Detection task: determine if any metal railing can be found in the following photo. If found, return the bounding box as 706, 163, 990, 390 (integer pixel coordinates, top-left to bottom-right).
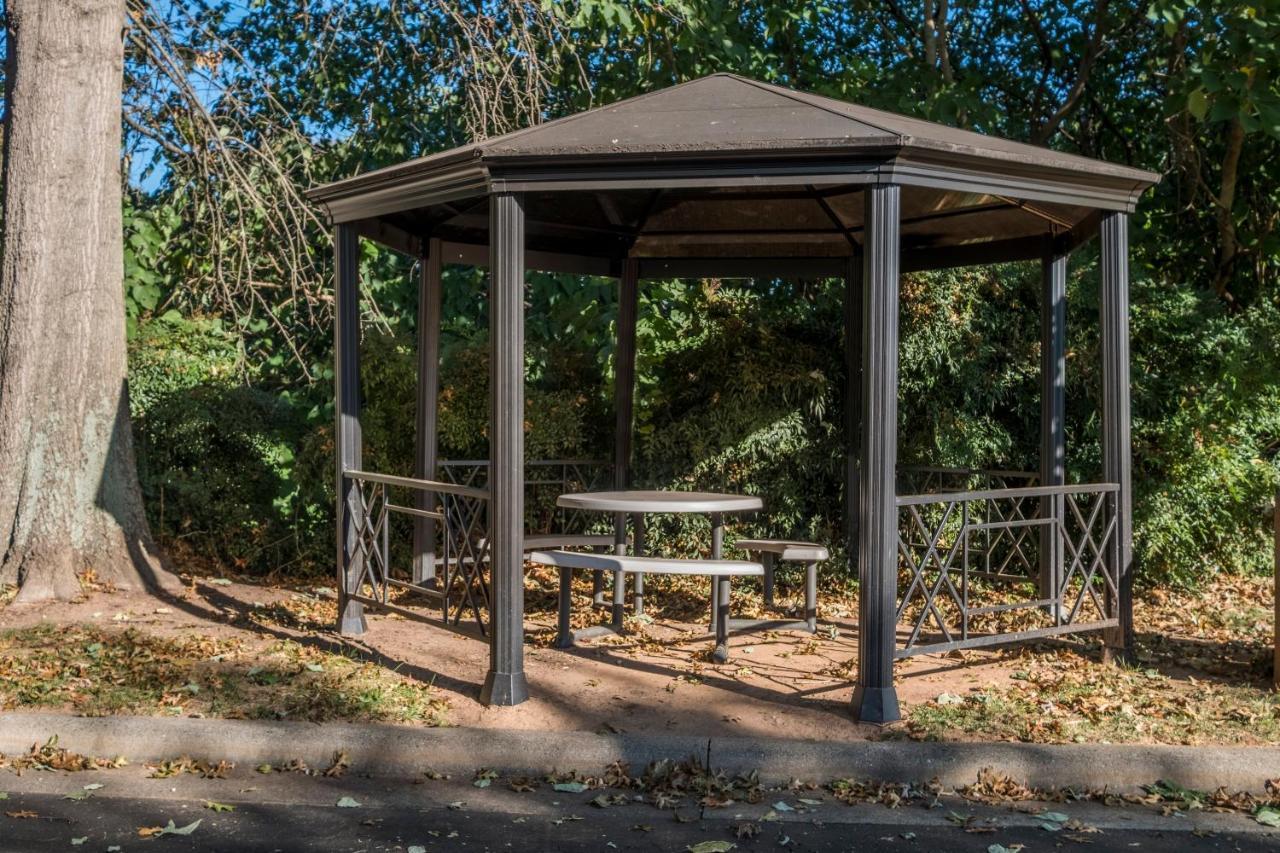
894, 482, 1120, 658
897, 466, 1041, 583
438, 459, 614, 536
344, 469, 491, 630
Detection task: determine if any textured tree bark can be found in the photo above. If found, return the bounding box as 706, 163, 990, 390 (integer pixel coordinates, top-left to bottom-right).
0, 0, 166, 602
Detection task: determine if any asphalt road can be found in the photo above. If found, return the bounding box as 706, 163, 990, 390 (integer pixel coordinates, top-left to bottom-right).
0, 766, 1275, 852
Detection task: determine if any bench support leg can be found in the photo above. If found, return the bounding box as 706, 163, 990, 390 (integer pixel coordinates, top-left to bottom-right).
805, 561, 818, 633
713, 576, 731, 663
633, 571, 644, 619
591, 569, 605, 609
709, 577, 720, 634
554, 566, 575, 649
611, 568, 626, 632
762, 552, 775, 607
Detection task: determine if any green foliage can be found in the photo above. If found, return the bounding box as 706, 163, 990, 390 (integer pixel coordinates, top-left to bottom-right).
129, 316, 328, 573
113, 1, 1280, 588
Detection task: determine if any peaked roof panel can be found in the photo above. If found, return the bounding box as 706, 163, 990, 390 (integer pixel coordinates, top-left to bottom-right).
308, 73, 1159, 223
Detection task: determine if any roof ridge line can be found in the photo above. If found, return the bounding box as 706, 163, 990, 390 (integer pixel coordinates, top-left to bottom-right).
729, 76, 907, 142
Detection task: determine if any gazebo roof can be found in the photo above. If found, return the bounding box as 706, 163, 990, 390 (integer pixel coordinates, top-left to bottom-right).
308, 74, 1159, 275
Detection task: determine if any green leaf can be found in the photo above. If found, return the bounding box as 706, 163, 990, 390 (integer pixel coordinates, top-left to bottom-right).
205, 801, 235, 812
553, 782, 588, 793
1255, 806, 1280, 827
1187, 88, 1209, 120
158, 819, 202, 837
336, 797, 361, 808
70, 838, 88, 846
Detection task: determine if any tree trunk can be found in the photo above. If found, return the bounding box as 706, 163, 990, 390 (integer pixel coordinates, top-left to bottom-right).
0, 0, 166, 602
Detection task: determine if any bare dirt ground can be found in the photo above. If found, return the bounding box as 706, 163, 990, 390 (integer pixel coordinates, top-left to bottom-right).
2, 567, 1276, 745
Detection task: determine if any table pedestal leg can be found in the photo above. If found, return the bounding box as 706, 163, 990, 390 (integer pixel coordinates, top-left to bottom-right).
709, 512, 723, 633
633, 512, 646, 616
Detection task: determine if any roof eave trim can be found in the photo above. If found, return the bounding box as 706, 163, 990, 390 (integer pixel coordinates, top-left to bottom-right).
310, 160, 491, 224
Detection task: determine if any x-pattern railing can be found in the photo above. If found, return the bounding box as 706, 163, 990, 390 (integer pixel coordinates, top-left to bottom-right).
344, 469, 492, 632
894, 482, 1119, 658
439, 459, 613, 535
897, 466, 1041, 584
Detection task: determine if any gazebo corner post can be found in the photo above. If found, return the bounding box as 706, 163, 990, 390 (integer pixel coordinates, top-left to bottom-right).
613, 257, 642, 609
844, 254, 863, 559
1099, 212, 1135, 663
1039, 248, 1067, 612
614, 257, 639, 491
413, 236, 443, 587
334, 223, 367, 636
480, 192, 530, 707
851, 184, 902, 724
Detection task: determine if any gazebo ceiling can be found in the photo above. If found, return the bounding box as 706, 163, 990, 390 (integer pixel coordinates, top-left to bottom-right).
308, 74, 1159, 274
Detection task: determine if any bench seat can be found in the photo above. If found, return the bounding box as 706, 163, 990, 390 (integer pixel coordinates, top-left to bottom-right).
529, 549, 762, 577
522, 533, 615, 551
732, 538, 827, 632
732, 539, 829, 562
528, 549, 763, 663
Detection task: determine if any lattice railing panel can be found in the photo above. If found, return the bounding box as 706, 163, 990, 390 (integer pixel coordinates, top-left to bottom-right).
894, 483, 1119, 657
343, 470, 491, 631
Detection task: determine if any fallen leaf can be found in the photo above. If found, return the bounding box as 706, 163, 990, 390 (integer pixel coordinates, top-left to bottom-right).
204, 801, 234, 812
1255, 806, 1280, 827
71, 837, 88, 846
772, 801, 795, 812
553, 781, 589, 793
687, 842, 736, 853
159, 819, 202, 837
336, 797, 361, 808
323, 751, 350, 778
6, 810, 38, 819
408, 847, 426, 853
82, 784, 104, 792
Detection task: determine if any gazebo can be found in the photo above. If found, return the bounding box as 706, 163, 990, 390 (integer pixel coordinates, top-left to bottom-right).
305, 73, 1158, 723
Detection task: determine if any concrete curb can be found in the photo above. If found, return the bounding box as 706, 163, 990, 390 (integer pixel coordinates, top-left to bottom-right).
3, 712, 1277, 793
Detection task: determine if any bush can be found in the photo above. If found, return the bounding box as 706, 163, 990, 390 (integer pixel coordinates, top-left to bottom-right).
130, 316, 328, 574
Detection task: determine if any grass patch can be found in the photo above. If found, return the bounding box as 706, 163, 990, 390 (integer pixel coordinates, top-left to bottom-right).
0, 623, 448, 726
905, 575, 1280, 745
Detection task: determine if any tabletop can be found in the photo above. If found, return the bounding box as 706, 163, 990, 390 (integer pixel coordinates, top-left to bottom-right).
556, 490, 763, 514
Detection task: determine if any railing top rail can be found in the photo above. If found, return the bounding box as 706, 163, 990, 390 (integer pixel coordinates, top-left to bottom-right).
898, 465, 1038, 479
345, 469, 491, 500
439, 459, 612, 468
895, 482, 1118, 507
